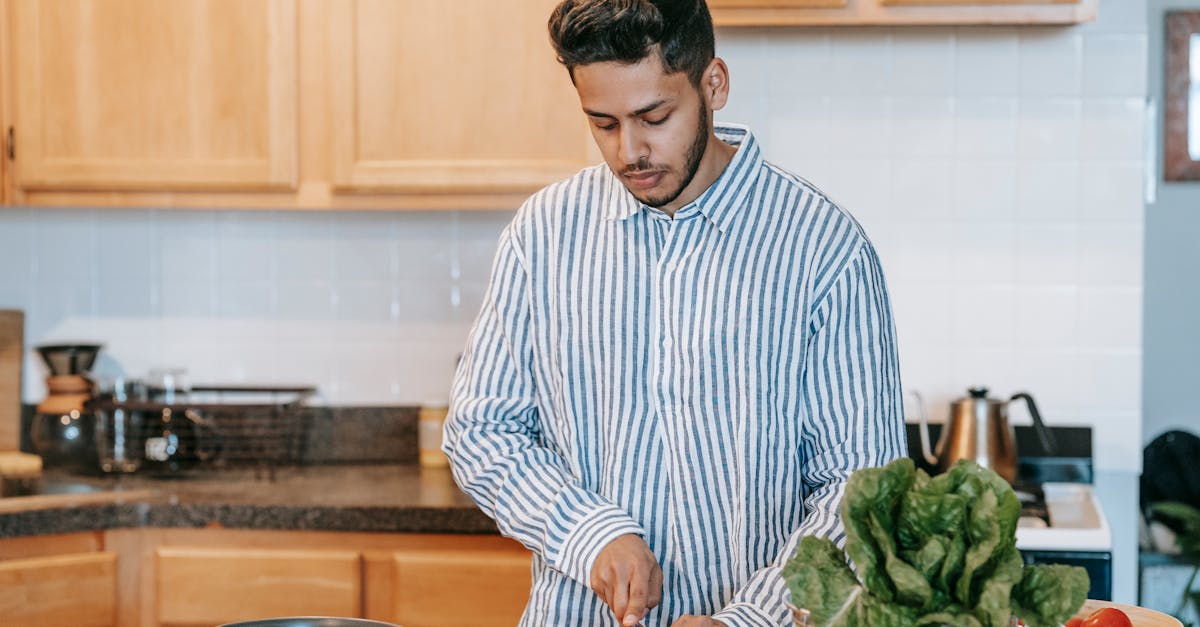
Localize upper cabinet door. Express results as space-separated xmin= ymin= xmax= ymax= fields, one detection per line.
xmin=329 ymin=0 xmax=595 ymax=195
xmin=10 ymin=0 xmax=298 ymax=192
xmin=710 ymin=0 xmax=1096 ymax=25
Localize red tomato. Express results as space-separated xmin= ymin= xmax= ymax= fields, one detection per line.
xmin=1065 ymin=619 xmax=1083 ymax=627
xmin=1080 ymin=607 xmax=1133 ymax=627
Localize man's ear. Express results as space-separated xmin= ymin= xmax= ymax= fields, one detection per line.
xmin=704 ymin=58 xmax=730 ymax=111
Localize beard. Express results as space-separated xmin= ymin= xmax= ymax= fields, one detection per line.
xmin=627 ymin=100 xmax=710 ymax=209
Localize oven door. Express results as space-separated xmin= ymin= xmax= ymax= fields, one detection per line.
xmin=1021 ymin=549 xmax=1113 ymax=601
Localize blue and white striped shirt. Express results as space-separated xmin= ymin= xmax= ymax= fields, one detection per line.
xmin=445 ymin=124 xmax=906 ymax=626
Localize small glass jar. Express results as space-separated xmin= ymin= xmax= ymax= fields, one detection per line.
xmin=95 ymin=377 xmax=148 ymax=473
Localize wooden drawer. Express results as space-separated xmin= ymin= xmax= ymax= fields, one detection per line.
xmin=0 ymin=551 xmax=116 ymax=627
xmin=156 ymin=546 xmax=361 ymax=626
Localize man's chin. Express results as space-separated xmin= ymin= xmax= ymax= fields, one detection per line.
xmin=628 ymin=187 xmax=682 ymax=209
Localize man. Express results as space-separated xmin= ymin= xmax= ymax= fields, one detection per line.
xmin=443 ymin=1 xmax=906 ymax=625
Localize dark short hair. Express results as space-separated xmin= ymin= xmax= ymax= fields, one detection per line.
xmin=548 ymin=0 xmax=715 ymax=86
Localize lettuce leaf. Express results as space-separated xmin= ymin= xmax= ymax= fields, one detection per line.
xmin=841 ymin=457 xmax=916 ymax=602
xmin=784 ymin=535 xmax=919 ymax=627
xmin=1010 ymin=564 xmax=1090 ymax=627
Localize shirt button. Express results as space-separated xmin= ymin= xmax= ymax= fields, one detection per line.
xmin=662 ymin=336 xmax=673 ymax=349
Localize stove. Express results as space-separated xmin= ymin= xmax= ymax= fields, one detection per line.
xmin=1014 ymin=482 xmax=1112 ymax=552
xmin=1012 ymin=481 xmax=1113 ymax=601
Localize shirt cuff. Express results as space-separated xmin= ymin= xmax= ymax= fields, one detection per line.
xmin=549 ymin=490 xmax=645 ymax=587
xmin=712 ymin=602 xmax=785 ymax=627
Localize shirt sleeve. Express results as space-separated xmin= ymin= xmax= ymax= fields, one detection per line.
xmin=443 ymin=223 xmax=645 ymax=589
xmin=712 ymin=243 xmax=908 ymax=627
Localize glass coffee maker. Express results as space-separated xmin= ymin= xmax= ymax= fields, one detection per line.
xmin=29 ymin=343 xmax=102 ymax=472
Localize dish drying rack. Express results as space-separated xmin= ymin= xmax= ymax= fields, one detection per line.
xmin=185 ymin=384 xmax=316 ymax=475
xmin=93 ymin=384 xmax=316 ymax=478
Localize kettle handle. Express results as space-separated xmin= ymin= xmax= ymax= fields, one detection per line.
xmin=910 ymin=390 xmax=938 ymax=466
xmin=1010 ymin=392 xmax=1057 ymax=454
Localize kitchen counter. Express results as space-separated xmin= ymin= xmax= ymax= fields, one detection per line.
xmin=0 ymin=464 xmax=499 ymax=538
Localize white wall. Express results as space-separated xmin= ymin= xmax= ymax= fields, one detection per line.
xmin=0 ymin=2 xmax=1145 ymax=470
xmin=716 ymin=0 xmax=1147 ymax=477
xmin=0 ymin=0 xmax=1148 ymax=603
xmin=0 ymin=209 xmax=511 ymax=407
xmin=0 ymin=0 xmax=1142 ymax=458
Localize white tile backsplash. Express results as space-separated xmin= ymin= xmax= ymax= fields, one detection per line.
xmin=1082 ymin=33 xmax=1149 ymax=97
xmin=1080 ymin=162 xmax=1146 ymax=224
xmin=951 ymin=161 xmax=1020 ymax=221
xmin=954 ymin=27 xmax=1020 ymax=97
xmin=890 ymin=159 xmax=954 ymax=221
xmin=1018 ymin=29 xmax=1083 ymax=97
xmin=950 ymin=285 xmax=1019 ymax=346
xmin=1077 ymin=287 xmax=1143 ymax=350
xmin=763 ymin=30 xmax=831 ymax=99
xmin=1018 ymin=98 xmax=1083 ymax=159
xmin=950 ymin=222 xmax=1018 ymax=284
xmin=890 ymin=98 xmax=955 ymax=157
xmin=1080 ymin=98 xmax=1146 ymax=161
xmin=827 ymin=97 xmax=891 ymax=158
xmin=1017 ymin=161 xmax=1082 ymax=225
xmin=954 ymin=98 xmax=1020 ymax=158
xmin=34 ymin=210 xmax=98 ymax=283
xmin=1016 ymin=225 xmax=1080 ymax=285
xmin=1077 ymin=225 xmax=1144 ymax=286
xmin=2 ymin=18 xmax=1146 ymax=477
xmin=828 ymin=30 xmax=892 ymax=96
xmin=1015 ymin=286 xmax=1080 ymax=348
xmin=95 ymin=210 xmax=159 ymax=280
xmin=888 ymin=29 xmax=956 ymax=96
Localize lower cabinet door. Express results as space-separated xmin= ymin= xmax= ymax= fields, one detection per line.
xmin=155 ymin=546 xmax=362 ymax=626
xmin=0 ymin=551 xmax=117 ymax=627
xmin=368 ymin=546 xmax=532 ymax=627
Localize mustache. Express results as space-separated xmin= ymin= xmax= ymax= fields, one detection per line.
xmin=622 ymin=158 xmax=664 ymax=176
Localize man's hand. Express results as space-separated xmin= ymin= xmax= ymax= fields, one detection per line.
xmin=590 ymin=533 xmax=663 ymax=627
xmin=670 ymin=617 xmax=727 ymax=626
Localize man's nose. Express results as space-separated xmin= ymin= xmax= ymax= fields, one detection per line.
xmin=618 ymin=125 xmax=647 ymax=168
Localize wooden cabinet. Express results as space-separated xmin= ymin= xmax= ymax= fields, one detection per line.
xmin=708 ymin=0 xmax=1098 ymax=25
xmin=0 ymin=0 xmax=1101 ymax=209
xmin=0 ymin=532 xmax=117 ymax=627
xmin=363 ymin=546 xmax=532 ymax=627
xmin=101 ymin=528 xmax=531 ymax=627
xmin=328 ymin=0 xmax=594 ymax=196
xmin=1 ymin=0 xmax=593 ymax=211
xmin=156 ymin=547 xmax=362 ymax=626
xmin=1 ymin=0 xmax=11 ymax=203
xmin=8 ymin=0 xmax=298 ymax=194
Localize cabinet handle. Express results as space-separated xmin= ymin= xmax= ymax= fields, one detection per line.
xmin=6 ymin=127 xmax=12 ymax=160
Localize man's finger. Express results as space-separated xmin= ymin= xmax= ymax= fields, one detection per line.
xmin=611 ymin=566 xmax=631 ymax=625
xmin=648 ymin=564 xmax=663 ymax=609
xmin=591 ymin=572 xmax=610 ymax=606
xmin=623 ymin=574 xmax=649 ymax=626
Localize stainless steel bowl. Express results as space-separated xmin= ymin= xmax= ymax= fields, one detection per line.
xmin=218 ymin=618 xmax=399 ymax=627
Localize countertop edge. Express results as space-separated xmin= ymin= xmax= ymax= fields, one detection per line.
xmin=0 ymin=500 xmax=501 ymax=538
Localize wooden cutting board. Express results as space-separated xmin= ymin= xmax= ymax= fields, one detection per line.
xmin=0 ymin=310 xmax=22 ymax=452
xmin=1073 ymin=599 xmax=1183 ymax=627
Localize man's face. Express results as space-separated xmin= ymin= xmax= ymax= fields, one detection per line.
xmin=572 ymin=53 xmax=712 ymax=212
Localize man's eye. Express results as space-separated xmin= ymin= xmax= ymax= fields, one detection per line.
xmin=645 ymin=116 xmax=669 ymax=126
xmin=595 ymin=122 xmax=617 ymax=131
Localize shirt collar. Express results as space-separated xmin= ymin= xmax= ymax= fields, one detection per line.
xmin=601 ymin=123 xmax=763 ymax=234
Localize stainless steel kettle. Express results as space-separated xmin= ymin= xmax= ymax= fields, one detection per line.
xmin=914 ymin=387 xmax=1057 ymax=483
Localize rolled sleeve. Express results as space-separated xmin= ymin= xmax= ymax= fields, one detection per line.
xmin=443 ymin=223 xmax=644 ymax=589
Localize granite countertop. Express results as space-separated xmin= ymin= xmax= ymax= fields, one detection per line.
xmin=0 ymin=464 xmax=499 ymax=538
